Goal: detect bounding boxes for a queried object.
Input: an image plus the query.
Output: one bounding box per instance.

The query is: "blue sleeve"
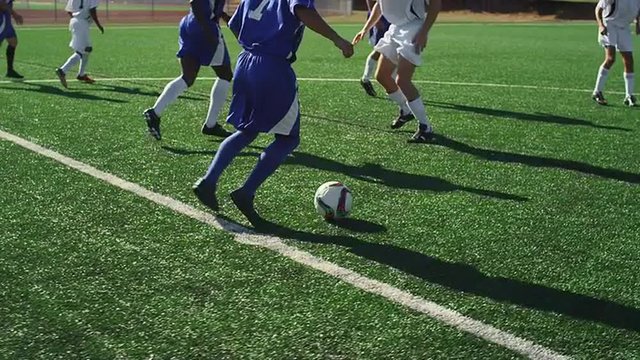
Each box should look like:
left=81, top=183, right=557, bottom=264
left=289, top=0, right=314, bottom=16
left=229, top=0, right=244, bottom=34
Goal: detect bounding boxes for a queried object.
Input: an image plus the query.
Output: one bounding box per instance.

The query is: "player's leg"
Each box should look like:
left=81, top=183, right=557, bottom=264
left=56, top=19, right=84, bottom=88
left=202, top=40, right=233, bottom=137
left=593, top=43, right=616, bottom=105
left=143, top=55, right=200, bottom=140
left=621, top=52, right=636, bottom=106
left=360, top=50, right=380, bottom=97
left=396, top=56, right=434, bottom=142
left=375, top=55, right=414, bottom=129
left=5, top=35, right=23, bottom=79
left=76, top=46, right=95, bottom=83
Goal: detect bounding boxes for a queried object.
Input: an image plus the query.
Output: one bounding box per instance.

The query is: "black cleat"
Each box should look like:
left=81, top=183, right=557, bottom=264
left=193, top=178, right=219, bottom=211
left=230, top=188, right=261, bottom=227
left=360, top=78, right=377, bottom=97
left=55, top=68, right=68, bottom=89
left=202, top=123, right=232, bottom=137
left=592, top=91, right=608, bottom=106
left=143, top=108, right=162, bottom=140
left=624, top=95, right=637, bottom=107
left=408, top=124, right=435, bottom=144
left=391, top=110, right=415, bottom=129
left=6, top=69, right=24, bottom=79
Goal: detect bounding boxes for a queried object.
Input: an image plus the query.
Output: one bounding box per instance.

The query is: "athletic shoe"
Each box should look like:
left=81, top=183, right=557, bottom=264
left=5, top=69, right=24, bottom=79
left=230, top=188, right=261, bottom=226
left=391, top=110, right=415, bottom=129
left=407, top=124, right=435, bottom=144
left=77, top=74, right=95, bottom=84
left=360, top=78, right=376, bottom=97
left=202, top=123, right=232, bottom=137
left=624, top=95, right=637, bottom=107
left=143, top=108, right=162, bottom=140
left=193, top=178, right=219, bottom=211
left=592, top=92, right=608, bottom=106
left=55, top=68, right=68, bottom=89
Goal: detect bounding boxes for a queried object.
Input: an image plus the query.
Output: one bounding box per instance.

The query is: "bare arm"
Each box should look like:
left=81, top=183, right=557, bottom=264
left=90, top=7, right=104, bottom=33
left=10, top=9, right=23, bottom=24
left=352, top=1, right=381, bottom=45
left=365, top=0, right=374, bottom=12
left=595, top=5, right=606, bottom=35
left=294, top=5, right=353, bottom=58
left=412, top=0, right=441, bottom=52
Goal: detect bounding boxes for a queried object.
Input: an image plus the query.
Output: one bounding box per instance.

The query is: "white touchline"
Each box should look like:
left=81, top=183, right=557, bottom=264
left=0, top=76, right=625, bottom=95
left=0, top=129, right=570, bottom=360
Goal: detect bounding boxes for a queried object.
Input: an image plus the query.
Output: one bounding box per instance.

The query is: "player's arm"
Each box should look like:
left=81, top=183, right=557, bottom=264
left=90, top=7, right=104, bottom=33
left=10, top=8, right=23, bottom=25
left=191, top=0, right=218, bottom=46
left=595, top=1, right=606, bottom=35
left=294, top=5, right=353, bottom=58
left=412, top=0, right=441, bottom=53
left=365, top=0, right=374, bottom=12
left=352, top=1, right=381, bottom=45
left=636, top=10, right=640, bottom=35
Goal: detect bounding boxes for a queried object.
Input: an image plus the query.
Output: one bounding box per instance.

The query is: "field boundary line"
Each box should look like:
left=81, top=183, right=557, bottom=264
left=0, top=129, right=569, bottom=360
left=0, top=76, right=623, bottom=95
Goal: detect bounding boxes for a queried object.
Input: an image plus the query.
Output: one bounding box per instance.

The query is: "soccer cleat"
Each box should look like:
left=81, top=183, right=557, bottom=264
left=55, top=68, right=68, bottom=89
left=77, top=74, right=95, bottom=84
left=391, top=110, right=415, bottom=129
left=5, top=69, right=24, bottom=79
left=360, top=78, right=377, bottom=97
left=193, top=178, right=219, bottom=211
left=592, top=92, right=608, bottom=106
left=230, top=188, right=261, bottom=226
left=143, top=108, right=162, bottom=140
left=407, top=124, right=435, bottom=144
left=202, top=123, right=232, bottom=137
left=624, top=95, right=637, bottom=107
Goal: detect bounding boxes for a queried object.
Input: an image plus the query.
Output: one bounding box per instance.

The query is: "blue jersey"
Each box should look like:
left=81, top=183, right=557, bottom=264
left=188, top=0, right=225, bottom=24
left=229, top=0, right=314, bottom=62
left=0, top=0, right=13, bottom=30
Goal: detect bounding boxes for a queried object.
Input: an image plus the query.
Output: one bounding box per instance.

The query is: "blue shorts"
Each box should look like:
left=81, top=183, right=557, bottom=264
left=368, top=15, right=390, bottom=47
left=177, top=14, right=230, bottom=67
left=0, top=21, right=16, bottom=42
left=227, top=51, right=300, bottom=137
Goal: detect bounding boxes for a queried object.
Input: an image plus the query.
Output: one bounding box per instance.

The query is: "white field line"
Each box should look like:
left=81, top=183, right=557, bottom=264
left=0, top=76, right=622, bottom=95
left=0, top=129, right=570, bottom=360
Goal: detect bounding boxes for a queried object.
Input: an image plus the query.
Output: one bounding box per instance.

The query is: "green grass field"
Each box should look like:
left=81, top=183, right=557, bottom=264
left=1, top=22, right=640, bottom=359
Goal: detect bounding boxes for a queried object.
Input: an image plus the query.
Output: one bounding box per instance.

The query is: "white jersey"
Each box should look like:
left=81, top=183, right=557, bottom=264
left=65, top=0, right=99, bottom=21
left=379, top=0, right=427, bottom=26
left=597, top=0, right=640, bottom=28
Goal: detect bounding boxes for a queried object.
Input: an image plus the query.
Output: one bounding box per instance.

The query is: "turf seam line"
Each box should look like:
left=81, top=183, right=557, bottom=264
left=0, top=129, right=570, bottom=360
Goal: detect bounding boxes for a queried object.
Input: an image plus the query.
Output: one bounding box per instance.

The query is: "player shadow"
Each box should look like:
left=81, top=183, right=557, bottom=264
left=434, top=134, right=640, bottom=184
left=234, top=215, right=640, bottom=332
left=1, top=83, right=127, bottom=103
left=301, top=113, right=402, bottom=133
left=426, top=100, right=632, bottom=132
left=93, top=84, right=207, bottom=101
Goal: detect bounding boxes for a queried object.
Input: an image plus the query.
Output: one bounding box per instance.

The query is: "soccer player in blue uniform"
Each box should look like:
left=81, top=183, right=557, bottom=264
left=360, top=0, right=390, bottom=97
left=143, top=0, right=233, bottom=140
left=193, top=0, right=353, bottom=226
left=0, top=0, right=24, bottom=79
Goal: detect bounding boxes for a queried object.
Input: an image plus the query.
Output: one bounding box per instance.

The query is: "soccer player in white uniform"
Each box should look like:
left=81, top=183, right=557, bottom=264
left=353, top=0, right=441, bottom=143
left=55, top=0, right=104, bottom=88
left=592, top=0, right=640, bottom=106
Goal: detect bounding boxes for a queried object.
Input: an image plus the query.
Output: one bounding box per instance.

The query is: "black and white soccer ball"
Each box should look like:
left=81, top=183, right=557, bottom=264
left=314, top=181, right=353, bottom=220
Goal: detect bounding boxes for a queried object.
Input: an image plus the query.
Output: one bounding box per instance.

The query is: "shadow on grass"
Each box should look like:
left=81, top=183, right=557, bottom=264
left=427, top=100, right=632, bottom=132
left=1, top=82, right=127, bottom=103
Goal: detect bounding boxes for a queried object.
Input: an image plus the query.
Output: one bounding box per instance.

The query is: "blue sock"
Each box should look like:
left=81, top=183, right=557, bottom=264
left=201, top=130, right=258, bottom=186
left=241, top=134, right=300, bottom=196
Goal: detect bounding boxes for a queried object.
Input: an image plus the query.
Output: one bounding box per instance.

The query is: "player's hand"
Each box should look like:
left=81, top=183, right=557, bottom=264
left=14, top=13, right=23, bottom=25
left=352, top=30, right=366, bottom=45
left=334, top=38, right=354, bottom=58
left=636, top=22, right=640, bottom=35
left=599, top=25, right=608, bottom=36
left=220, top=12, right=231, bottom=23
left=413, top=31, right=428, bottom=53
left=98, top=25, right=104, bottom=34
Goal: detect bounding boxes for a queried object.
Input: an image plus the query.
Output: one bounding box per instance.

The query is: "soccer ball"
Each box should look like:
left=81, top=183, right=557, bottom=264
left=314, top=181, right=353, bottom=220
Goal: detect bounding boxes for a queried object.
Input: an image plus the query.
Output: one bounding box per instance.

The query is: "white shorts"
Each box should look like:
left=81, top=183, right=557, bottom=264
left=374, top=20, right=425, bottom=66
left=69, top=18, right=92, bottom=53
left=599, top=25, right=633, bottom=53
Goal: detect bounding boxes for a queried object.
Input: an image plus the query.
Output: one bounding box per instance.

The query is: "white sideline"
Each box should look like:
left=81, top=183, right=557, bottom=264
left=0, top=129, right=570, bottom=360
left=0, top=76, right=623, bottom=95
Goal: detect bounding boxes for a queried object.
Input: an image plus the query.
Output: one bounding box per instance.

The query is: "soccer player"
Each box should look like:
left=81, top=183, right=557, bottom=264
left=0, top=0, right=24, bottom=79
left=55, top=0, right=104, bottom=88
left=193, top=0, right=353, bottom=225
left=592, top=0, right=640, bottom=107
left=143, top=0, right=233, bottom=140
left=353, top=0, right=441, bottom=143
left=360, top=0, right=390, bottom=97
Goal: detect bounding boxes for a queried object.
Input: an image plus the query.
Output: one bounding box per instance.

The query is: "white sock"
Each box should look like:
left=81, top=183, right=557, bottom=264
left=60, top=53, right=81, bottom=74
left=594, top=66, right=609, bottom=94
left=204, top=78, right=231, bottom=127
left=153, top=77, right=189, bottom=116
left=624, top=72, right=635, bottom=97
left=362, top=53, right=377, bottom=81
left=387, top=89, right=411, bottom=115
left=78, top=53, right=90, bottom=76
left=407, top=97, right=432, bottom=131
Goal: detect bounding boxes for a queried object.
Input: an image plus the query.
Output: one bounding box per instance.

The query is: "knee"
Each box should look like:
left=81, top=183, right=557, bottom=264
left=276, top=134, right=300, bottom=152
left=181, top=75, right=195, bottom=87
left=395, top=75, right=411, bottom=92
left=217, top=67, right=233, bottom=82
left=375, top=71, right=392, bottom=86
left=604, top=56, right=615, bottom=68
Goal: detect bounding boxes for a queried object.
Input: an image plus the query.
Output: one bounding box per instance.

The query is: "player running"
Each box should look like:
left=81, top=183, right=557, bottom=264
left=193, top=0, right=353, bottom=226
left=360, top=0, right=390, bottom=97
left=55, top=0, right=104, bottom=88
left=0, top=0, right=24, bottom=79
left=592, top=0, right=640, bottom=107
left=143, top=0, right=234, bottom=140
left=353, top=0, right=441, bottom=143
